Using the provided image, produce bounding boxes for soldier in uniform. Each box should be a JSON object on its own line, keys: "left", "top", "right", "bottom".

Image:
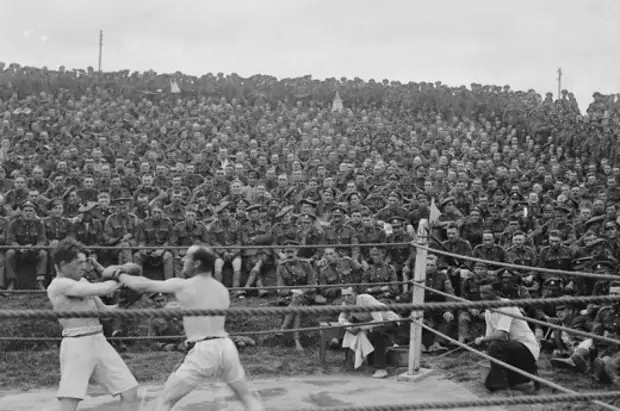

{"left": 276, "top": 240, "right": 317, "bottom": 351}
{"left": 270, "top": 205, "right": 298, "bottom": 261}
{"left": 71, "top": 202, "right": 105, "bottom": 276}
{"left": 506, "top": 230, "right": 540, "bottom": 295}
{"left": 472, "top": 230, "right": 508, "bottom": 276}
{"left": 357, "top": 210, "right": 387, "bottom": 264}
{"left": 548, "top": 302, "right": 596, "bottom": 374}
{"left": 209, "top": 201, "right": 243, "bottom": 294}
{"left": 483, "top": 202, "right": 507, "bottom": 242}
{"left": 422, "top": 256, "right": 455, "bottom": 352}
{"left": 385, "top": 217, "right": 415, "bottom": 291}
{"left": 170, "top": 207, "right": 209, "bottom": 277}
{"left": 134, "top": 204, "right": 175, "bottom": 279}
{"left": 538, "top": 230, "right": 574, "bottom": 290}
{"left": 317, "top": 247, "right": 363, "bottom": 303}
{"left": 591, "top": 283, "right": 620, "bottom": 384}
{"left": 163, "top": 190, "right": 186, "bottom": 223}
{"left": 438, "top": 224, "right": 473, "bottom": 296}
{"left": 239, "top": 204, "right": 273, "bottom": 297}
{"left": 103, "top": 197, "right": 138, "bottom": 265}
{"left": 360, "top": 247, "right": 399, "bottom": 301}
{"left": 43, "top": 198, "right": 73, "bottom": 278}
{"left": 6, "top": 201, "right": 48, "bottom": 290}
{"left": 148, "top": 293, "right": 184, "bottom": 351}
{"left": 295, "top": 212, "right": 324, "bottom": 263}
{"left": 0, "top": 214, "right": 9, "bottom": 289}
{"left": 458, "top": 261, "right": 496, "bottom": 343}
{"left": 323, "top": 205, "right": 360, "bottom": 260}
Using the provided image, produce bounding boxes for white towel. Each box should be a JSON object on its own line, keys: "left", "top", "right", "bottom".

{"left": 342, "top": 330, "right": 374, "bottom": 369}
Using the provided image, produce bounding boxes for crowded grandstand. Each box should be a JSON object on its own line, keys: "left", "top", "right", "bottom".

{"left": 2, "top": 62, "right": 620, "bottom": 384}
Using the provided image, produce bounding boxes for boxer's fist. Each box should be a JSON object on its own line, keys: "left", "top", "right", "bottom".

{"left": 101, "top": 266, "right": 123, "bottom": 281}
{"left": 118, "top": 263, "right": 142, "bottom": 277}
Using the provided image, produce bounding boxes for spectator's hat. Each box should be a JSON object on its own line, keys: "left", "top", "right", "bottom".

{"left": 488, "top": 202, "right": 502, "bottom": 212}
{"left": 585, "top": 215, "right": 605, "bottom": 229}
{"left": 417, "top": 192, "right": 431, "bottom": 202}
{"left": 387, "top": 173, "right": 399, "bottom": 181}
{"left": 214, "top": 201, "right": 231, "bottom": 214}
{"left": 323, "top": 187, "right": 336, "bottom": 197}
{"left": 276, "top": 205, "right": 295, "bottom": 219}
{"left": 571, "top": 256, "right": 593, "bottom": 270}
{"left": 298, "top": 198, "right": 317, "bottom": 208}
{"left": 508, "top": 214, "right": 520, "bottom": 222}
{"left": 439, "top": 196, "right": 455, "bottom": 208}
{"left": 282, "top": 239, "right": 300, "bottom": 248}
{"left": 555, "top": 302, "right": 573, "bottom": 311}
{"left": 268, "top": 199, "right": 280, "bottom": 208}
{"left": 113, "top": 197, "right": 133, "bottom": 204}
{"left": 544, "top": 277, "right": 562, "bottom": 288}
{"left": 595, "top": 260, "right": 615, "bottom": 273}
{"left": 555, "top": 205, "right": 571, "bottom": 214}
{"left": 246, "top": 204, "right": 263, "bottom": 213}
{"left": 390, "top": 216, "right": 407, "bottom": 225}
{"left": 365, "top": 192, "right": 387, "bottom": 204}
{"left": 298, "top": 212, "right": 317, "bottom": 221}
{"left": 387, "top": 191, "right": 402, "bottom": 201}
{"left": 48, "top": 198, "right": 64, "bottom": 210}
{"left": 586, "top": 238, "right": 607, "bottom": 248}
{"left": 21, "top": 201, "right": 36, "bottom": 210}
{"left": 490, "top": 188, "right": 506, "bottom": 197}
{"left": 331, "top": 205, "right": 348, "bottom": 215}
{"left": 78, "top": 201, "right": 98, "bottom": 213}
{"left": 542, "top": 204, "right": 554, "bottom": 212}
{"left": 474, "top": 261, "right": 488, "bottom": 269}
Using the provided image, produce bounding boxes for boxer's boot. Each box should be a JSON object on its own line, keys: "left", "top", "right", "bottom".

{"left": 293, "top": 314, "right": 304, "bottom": 351}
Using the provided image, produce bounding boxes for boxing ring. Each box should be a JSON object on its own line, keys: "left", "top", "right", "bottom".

{"left": 2, "top": 220, "right": 620, "bottom": 410}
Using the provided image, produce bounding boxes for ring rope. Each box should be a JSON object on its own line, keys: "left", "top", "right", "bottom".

{"left": 417, "top": 321, "right": 620, "bottom": 411}
{"left": 413, "top": 282, "right": 620, "bottom": 347}
{"left": 1, "top": 281, "right": 410, "bottom": 294}
{"left": 3, "top": 295, "right": 620, "bottom": 319}
{"left": 0, "top": 319, "right": 403, "bottom": 342}
{"left": 275, "top": 392, "right": 620, "bottom": 411}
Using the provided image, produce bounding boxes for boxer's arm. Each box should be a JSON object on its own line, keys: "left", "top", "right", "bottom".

{"left": 93, "top": 297, "right": 119, "bottom": 310}
{"left": 57, "top": 278, "right": 123, "bottom": 298}
{"left": 117, "top": 274, "right": 185, "bottom": 294}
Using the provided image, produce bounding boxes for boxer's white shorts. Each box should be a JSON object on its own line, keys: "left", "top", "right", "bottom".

{"left": 174, "top": 337, "right": 245, "bottom": 386}
{"left": 58, "top": 333, "right": 138, "bottom": 400}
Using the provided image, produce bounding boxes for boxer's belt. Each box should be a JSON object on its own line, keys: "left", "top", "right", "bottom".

{"left": 184, "top": 336, "right": 224, "bottom": 352}
{"left": 63, "top": 330, "right": 103, "bottom": 338}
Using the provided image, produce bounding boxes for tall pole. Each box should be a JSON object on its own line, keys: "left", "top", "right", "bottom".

{"left": 98, "top": 30, "right": 103, "bottom": 72}
{"left": 557, "top": 68, "right": 562, "bottom": 99}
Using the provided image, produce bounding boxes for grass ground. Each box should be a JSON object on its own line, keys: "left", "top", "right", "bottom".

{"left": 1, "top": 293, "right": 619, "bottom": 411}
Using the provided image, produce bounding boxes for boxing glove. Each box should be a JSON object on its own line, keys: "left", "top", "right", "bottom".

{"left": 101, "top": 265, "right": 124, "bottom": 282}
{"left": 118, "top": 262, "right": 143, "bottom": 277}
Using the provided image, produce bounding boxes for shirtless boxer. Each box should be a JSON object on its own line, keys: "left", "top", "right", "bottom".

{"left": 109, "top": 244, "right": 263, "bottom": 411}
{"left": 46, "top": 238, "right": 140, "bottom": 411}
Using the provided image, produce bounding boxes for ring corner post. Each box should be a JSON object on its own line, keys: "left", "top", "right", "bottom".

{"left": 398, "top": 219, "right": 434, "bottom": 382}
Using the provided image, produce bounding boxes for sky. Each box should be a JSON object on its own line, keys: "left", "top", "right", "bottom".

{"left": 0, "top": 0, "right": 619, "bottom": 111}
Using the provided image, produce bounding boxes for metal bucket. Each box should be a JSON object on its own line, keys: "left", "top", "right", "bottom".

{"left": 387, "top": 346, "right": 409, "bottom": 367}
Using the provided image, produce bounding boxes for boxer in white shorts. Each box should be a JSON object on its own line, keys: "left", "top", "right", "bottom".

{"left": 46, "top": 238, "right": 140, "bottom": 411}
{"left": 112, "top": 244, "right": 263, "bottom": 411}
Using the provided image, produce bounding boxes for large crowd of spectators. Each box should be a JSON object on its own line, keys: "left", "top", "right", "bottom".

{"left": 3, "top": 62, "right": 620, "bottom": 381}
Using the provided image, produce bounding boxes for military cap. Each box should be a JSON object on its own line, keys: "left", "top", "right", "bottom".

{"left": 508, "top": 215, "right": 520, "bottom": 222}
{"left": 555, "top": 205, "right": 571, "bottom": 214}
{"left": 214, "top": 201, "right": 231, "bottom": 214}
{"left": 323, "top": 187, "right": 337, "bottom": 197}
{"left": 595, "top": 260, "right": 615, "bottom": 272}
{"left": 387, "top": 191, "right": 402, "bottom": 200}
{"left": 490, "top": 188, "right": 506, "bottom": 196}
{"left": 544, "top": 277, "right": 562, "bottom": 287}
{"left": 21, "top": 201, "right": 36, "bottom": 210}
{"left": 387, "top": 173, "right": 399, "bottom": 180}
{"left": 112, "top": 197, "right": 133, "bottom": 203}
{"left": 587, "top": 238, "right": 607, "bottom": 248}
{"left": 365, "top": 192, "right": 386, "bottom": 202}
{"left": 48, "top": 198, "right": 64, "bottom": 210}
{"left": 519, "top": 175, "right": 530, "bottom": 182}
{"left": 509, "top": 193, "right": 521, "bottom": 201}
{"left": 474, "top": 261, "right": 488, "bottom": 269}
{"left": 488, "top": 202, "right": 502, "bottom": 212}
{"left": 585, "top": 215, "right": 605, "bottom": 228}
{"left": 268, "top": 199, "right": 280, "bottom": 207}
{"left": 246, "top": 204, "right": 263, "bottom": 213}
{"left": 439, "top": 196, "right": 455, "bottom": 208}
{"left": 390, "top": 216, "right": 407, "bottom": 225}
{"left": 275, "top": 205, "right": 295, "bottom": 219}
{"left": 298, "top": 198, "right": 318, "bottom": 207}
{"left": 298, "top": 212, "right": 317, "bottom": 221}
{"left": 149, "top": 292, "right": 167, "bottom": 302}
{"left": 571, "top": 256, "right": 593, "bottom": 269}
{"left": 78, "top": 201, "right": 98, "bottom": 213}
{"left": 331, "top": 205, "right": 348, "bottom": 215}
{"left": 542, "top": 204, "right": 554, "bottom": 212}
{"left": 282, "top": 239, "right": 300, "bottom": 247}
{"left": 417, "top": 192, "right": 431, "bottom": 201}
{"left": 555, "top": 302, "right": 574, "bottom": 311}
